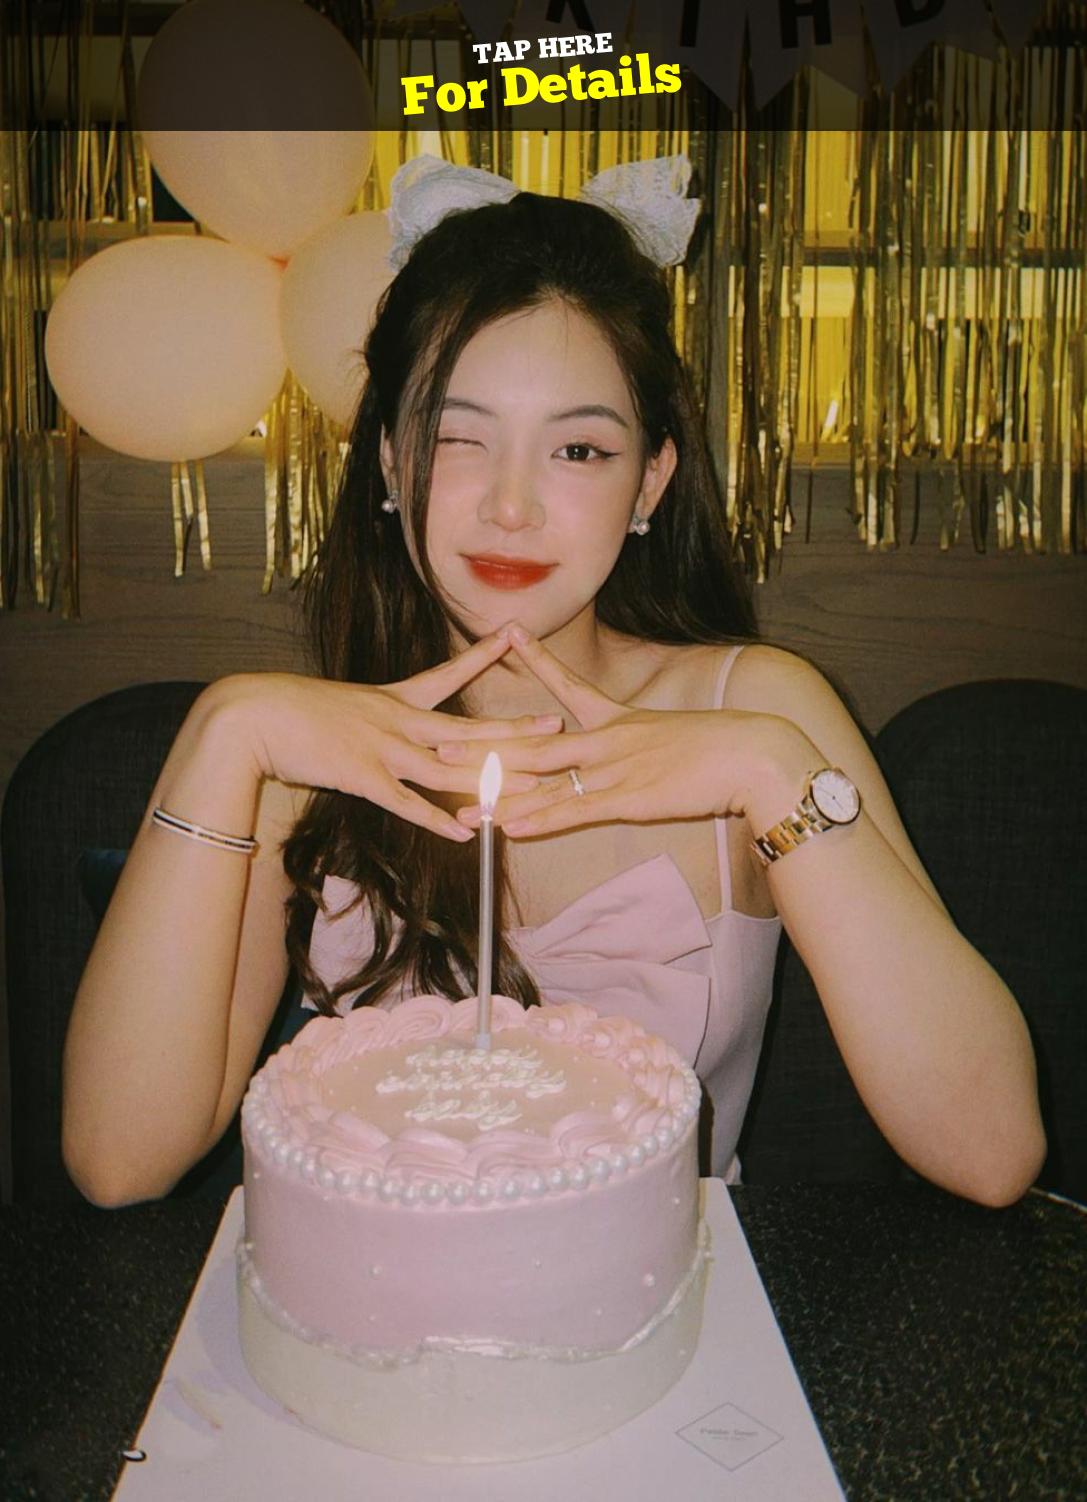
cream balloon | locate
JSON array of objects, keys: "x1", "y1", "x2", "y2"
[
  {"x1": 143, "y1": 130, "x2": 374, "y2": 263},
  {"x1": 138, "y1": 0, "x2": 374, "y2": 259},
  {"x1": 45, "y1": 237, "x2": 287, "y2": 462},
  {"x1": 280, "y1": 213, "x2": 393, "y2": 428}
]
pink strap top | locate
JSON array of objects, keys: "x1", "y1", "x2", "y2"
[{"x1": 304, "y1": 645, "x2": 783, "y2": 1182}]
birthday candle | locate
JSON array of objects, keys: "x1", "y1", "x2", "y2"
[{"x1": 474, "y1": 752, "x2": 503, "y2": 1050}]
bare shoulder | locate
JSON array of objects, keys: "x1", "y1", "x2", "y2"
[
  {"x1": 722, "y1": 640, "x2": 872, "y2": 763},
  {"x1": 726, "y1": 643, "x2": 865, "y2": 743},
  {"x1": 643, "y1": 640, "x2": 817, "y2": 712},
  {"x1": 720, "y1": 641, "x2": 835, "y2": 710},
  {"x1": 616, "y1": 636, "x2": 850, "y2": 721}
]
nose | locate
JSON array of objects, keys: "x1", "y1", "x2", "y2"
[{"x1": 478, "y1": 457, "x2": 545, "y2": 532}]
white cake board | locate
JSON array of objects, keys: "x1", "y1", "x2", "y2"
[{"x1": 112, "y1": 1181, "x2": 845, "y2": 1501}]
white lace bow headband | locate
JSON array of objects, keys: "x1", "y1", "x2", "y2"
[{"x1": 386, "y1": 152, "x2": 700, "y2": 271}]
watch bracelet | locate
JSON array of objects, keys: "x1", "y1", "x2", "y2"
[{"x1": 749, "y1": 794, "x2": 834, "y2": 868}]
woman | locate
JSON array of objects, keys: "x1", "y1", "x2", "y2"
[{"x1": 62, "y1": 168, "x2": 1045, "y2": 1209}]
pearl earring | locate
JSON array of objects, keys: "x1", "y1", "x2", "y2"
[
  {"x1": 381, "y1": 490, "x2": 399, "y2": 514},
  {"x1": 628, "y1": 512, "x2": 650, "y2": 536}
]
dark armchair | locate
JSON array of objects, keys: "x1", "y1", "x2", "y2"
[{"x1": 874, "y1": 679, "x2": 1086, "y2": 1203}]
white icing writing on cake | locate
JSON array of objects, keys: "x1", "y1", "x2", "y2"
[{"x1": 375, "y1": 1043, "x2": 566, "y2": 1131}]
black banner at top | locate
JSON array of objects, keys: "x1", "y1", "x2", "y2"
[{"x1": 12, "y1": 0, "x2": 1083, "y2": 132}]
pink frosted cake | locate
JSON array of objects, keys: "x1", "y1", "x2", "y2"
[{"x1": 237, "y1": 994, "x2": 708, "y2": 1462}]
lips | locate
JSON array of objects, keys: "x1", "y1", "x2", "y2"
[{"x1": 463, "y1": 554, "x2": 557, "y2": 590}]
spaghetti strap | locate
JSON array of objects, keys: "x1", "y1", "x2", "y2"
[
  {"x1": 712, "y1": 644, "x2": 746, "y2": 914},
  {"x1": 712, "y1": 642, "x2": 745, "y2": 711}
]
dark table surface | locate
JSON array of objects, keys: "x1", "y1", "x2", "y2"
[{"x1": 1, "y1": 1182, "x2": 1085, "y2": 1502}]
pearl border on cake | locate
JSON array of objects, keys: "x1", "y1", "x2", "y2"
[{"x1": 241, "y1": 1069, "x2": 702, "y2": 1207}]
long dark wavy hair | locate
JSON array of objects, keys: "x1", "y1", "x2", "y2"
[{"x1": 283, "y1": 187, "x2": 760, "y2": 1015}]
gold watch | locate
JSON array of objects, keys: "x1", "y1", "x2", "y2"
[{"x1": 750, "y1": 767, "x2": 861, "y2": 868}]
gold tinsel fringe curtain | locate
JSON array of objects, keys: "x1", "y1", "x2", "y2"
[{"x1": 2, "y1": 8, "x2": 1084, "y2": 614}]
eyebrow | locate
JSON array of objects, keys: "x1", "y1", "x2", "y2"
[{"x1": 441, "y1": 397, "x2": 630, "y2": 430}]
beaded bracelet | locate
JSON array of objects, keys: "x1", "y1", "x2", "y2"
[{"x1": 151, "y1": 806, "x2": 258, "y2": 855}]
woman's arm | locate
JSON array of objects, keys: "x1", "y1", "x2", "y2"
[
  {"x1": 62, "y1": 684, "x2": 301, "y2": 1207},
  {"x1": 729, "y1": 644, "x2": 1047, "y2": 1208}
]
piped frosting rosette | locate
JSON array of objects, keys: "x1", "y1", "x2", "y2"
[{"x1": 241, "y1": 995, "x2": 702, "y2": 1203}]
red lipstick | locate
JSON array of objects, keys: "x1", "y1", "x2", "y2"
[{"x1": 463, "y1": 554, "x2": 557, "y2": 590}]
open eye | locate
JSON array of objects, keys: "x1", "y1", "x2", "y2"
[{"x1": 557, "y1": 443, "x2": 617, "y2": 463}]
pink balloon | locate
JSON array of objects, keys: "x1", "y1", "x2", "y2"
[
  {"x1": 139, "y1": 0, "x2": 374, "y2": 258},
  {"x1": 280, "y1": 213, "x2": 393, "y2": 428},
  {"x1": 45, "y1": 237, "x2": 287, "y2": 461}
]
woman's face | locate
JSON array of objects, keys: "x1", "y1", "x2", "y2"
[{"x1": 383, "y1": 298, "x2": 676, "y2": 641}]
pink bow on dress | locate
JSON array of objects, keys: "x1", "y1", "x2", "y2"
[
  {"x1": 309, "y1": 854, "x2": 713, "y2": 1066},
  {"x1": 508, "y1": 854, "x2": 713, "y2": 1066}
]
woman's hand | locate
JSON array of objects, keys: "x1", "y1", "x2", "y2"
[
  {"x1": 212, "y1": 630, "x2": 563, "y2": 842},
  {"x1": 444, "y1": 628, "x2": 815, "y2": 837}
]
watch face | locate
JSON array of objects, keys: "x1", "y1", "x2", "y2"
[{"x1": 810, "y1": 768, "x2": 861, "y2": 824}]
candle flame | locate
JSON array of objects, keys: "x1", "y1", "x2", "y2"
[{"x1": 480, "y1": 751, "x2": 503, "y2": 811}]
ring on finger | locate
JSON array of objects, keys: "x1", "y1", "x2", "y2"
[{"x1": 568, "y1": 768, "x2": 586, "y2": 797}]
